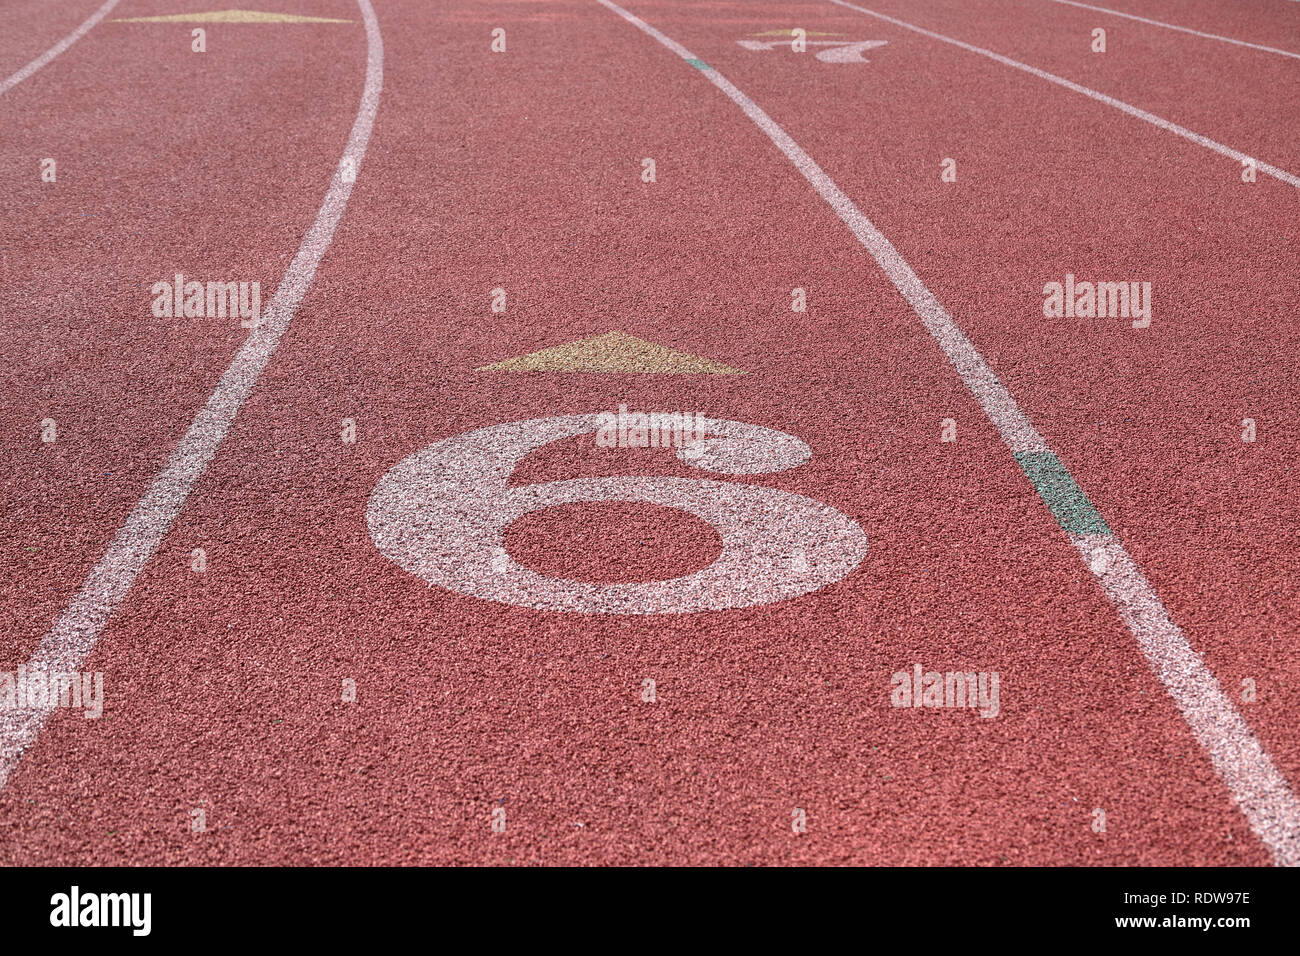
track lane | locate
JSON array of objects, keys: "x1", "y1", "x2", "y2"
[
  {"x1": 0, "y1": 3, "x2": 375, "y2": 758},
  {"x1": 0, "y1": 0, "x2": 116, "y2": 94},
  {"x1": 0, "y1": 0, "x2": 1278, "y2": 864},
  {"x1": 604, "y1": 0, "x2": 1300, "y2": 867},
  {"x1": 825, "y1": 0, "x2": 1300, "y2": 181},
  {"x1": 1043, "y1": 0, "x2": 1300, "y2": 58},
  {"x1": 1065, "y1": 0, "x2": 1300, "y2": 52},
  {"x1": 619, "y1": 0, "x2": 1300, "y2": 855}
]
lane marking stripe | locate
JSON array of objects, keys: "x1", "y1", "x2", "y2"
[
  {"x1": 1073, "y1": 532, "x2": 1300, "y2": 865},
  {"x1": 825, "y1": 0, "x2": 1300, "y2": 189},
  {"x1": 0, "y1": 0, "x2": 123, "y2": 96},
  {"x1": 0, "y1": 0, "x2": 384, "y2": 790},
  {"x1": 606, "y1": 3, "x2": 1051, "y2": 458},
  {"x1": 594, "y1": 0, "x2": 1300, "y2": 865},
  {"x1": 1046, "y1": 0, "x2": 1300, "y2": 61},
  {"x1": 1015, "y1": 450, "x2": 1111, "y2": 534}
]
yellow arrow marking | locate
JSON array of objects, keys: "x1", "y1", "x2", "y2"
[
  {"x1": 478, "y1": 331, "x2": 746, "y2": 375},
  {"x1": 113, "y1": 10, "x2": 350, "y2": 23}
]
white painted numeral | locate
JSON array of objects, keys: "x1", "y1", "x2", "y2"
[
  {"x1": 735, "y1": 39, "x2": 888, "y2": 63},
  {"x1": 368, "y1": 414, "x2": 867, "y2": 614},
  {"x1": 812, "y1": 40, "x2": 888, "y2": 63}
]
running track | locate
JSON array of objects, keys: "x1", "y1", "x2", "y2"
[{"x1": 1, "y1": 0, "x2": 1297, "y2": 865}]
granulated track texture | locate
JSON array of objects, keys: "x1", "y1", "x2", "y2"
[{"x1": 1, "y1": 0, "x2": 1297, "y2": 866}]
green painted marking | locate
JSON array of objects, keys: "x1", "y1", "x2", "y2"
[
  {"x1": 1013, "y1": 451, "x2": 1111, "y2": 535},
  {"x1": 686, "y1": 58, "x2": 711, "y2": 70}
]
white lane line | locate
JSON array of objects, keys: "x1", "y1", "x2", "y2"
[
  {"x1": 609, "y1": 6, "x2": 1050, "y2": 457},
  {"x1": 594, "y1": 0, "x2": 1300, "y2": 866},
  {"x1": 1045, "y1": 0, "x2": 1300, "y2": 61},
  {"x1": 0, "y1": 0, "x2": 123, "y2": 96},
  {"x1": 1074, "y1": 533, "x2": 1300, "y2": 862},
  {"x1": 825, "y1": 0, "x2": 1300, "y2": 189},
  {"x1": 0, "y1": 0, "x2": 384, "y2": 789}
]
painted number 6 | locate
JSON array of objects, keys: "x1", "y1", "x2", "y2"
[{"x1": 367, "y1": 414, "x2": 867, "y2": 614}]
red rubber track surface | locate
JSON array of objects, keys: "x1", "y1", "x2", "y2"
[
  {"x1": 0, "y1": 0, "x2": 109, "y2": 73},
  {"x1": 0, "y1": 0, "x2": 1296, "y2": 865}
]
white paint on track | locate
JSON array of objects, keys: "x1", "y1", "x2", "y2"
[
  {"x1": 1073, "y1": 533, "x2": 1300, "y2": 863},
  {"x1": 825, "y1": 0, "x2": 1300, "y2": 189},
  {"x1": 0, "y1": 0, "x2": 123, "y2": 96},
  {"x1": 0, "y1": 0, "x2": 384, "y2": 789},
  {"x1": 605, "y1": 2, "x2": 1050, "y2": 457},
  {"x1": 368, "y1": 415, "x2": 868, "y2": 613},
  {"x1": 594, "y1": 0, "x2": 1300, "y2": 865},
  {"x1": 1045, "y1": 0, "x2": 1300, "y2": 61}
]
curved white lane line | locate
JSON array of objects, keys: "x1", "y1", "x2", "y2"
[
  {"x1": 594, "y1": 0, "x2": 1300, "y2": 866},
  {"x1": 1046, "y1": 0, "x2": 1300, "y2": 61},
  {"x1": 0, "y1": 0, "x2": 384, "y2": 789},
  {"x1": 826, "y1": 0, "x2": 1300, "y2": 189},
  {"x1": 0, "y1": 0, "x2": 123, "y2": 96}
]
